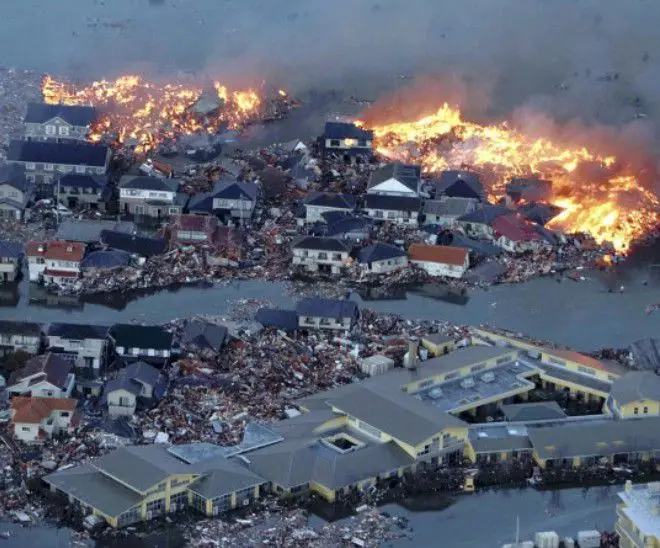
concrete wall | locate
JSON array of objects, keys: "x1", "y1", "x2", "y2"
[{"x1": 410, "y1": 258, "x2": 468, "y2": 279}]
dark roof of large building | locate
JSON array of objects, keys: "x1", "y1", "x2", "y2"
[
  {"x1": 58, "y1": 173, "x2": 107, "y2": 189},
  {"x1": 110, "y1": 324, "x2": 172, "y2": 350},
  {"x1": 255, "y1": 308, "x2": 300, "y2": 331},
  {"x1": 47, "y1": 323, "x2": 109, "y2": 340},
  {"x1": 81, "y1": 250, "x2": 132, "y2": 269},
  {"x1": 119, "y1": 175, "x2": 179, "y2": 192},
  {"x1": 187, "y1": 459, "x2": 264, "y2": 499},
  {"x1": 610, "y1": 371, "x2": 660, "y2": 406},
  {"x1": 0, "y1": 164, "x2": 28, "y2": 192},
  {"x1": 434, "y1": 171, "x2": 485, "y2": 200},
  {"x1": 0, "y1": 320, "x2": 42, "y2": 336},
  {"x1": 25, "y1": 103, "x2": 96, "y2": 126},
  {"x1": 296, "y1": 297, "x2": 359, "y2": 319},
  {"x1": 7, "y1": 140, "x2": 109, "y2": 167},
  {"x1": 292, "y1": 236, "x2": 351, "y2": 252},
  {"x1": 368, "y1": 163, "x2": 421, "y2": 193},
  {"x1": 324, "y1": 122, "x2": 373, "y2": 141},
  {"x1": 0, "y1": 240, "x2": 23, "y2": 259},
  {"x1": 305, "y1": 192, "x2": 356, "y2": 209},
  {"x1": 355, "y1": 242, "x2": 406, "y2": 264},
  {"x1": 364, "y1": 194, "x2": 421, "y2": 212},
  {"x1": 100, "y1": 230, "x2": 167, "y2": 258}
]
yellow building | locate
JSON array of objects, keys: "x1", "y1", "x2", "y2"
[
  {"x1": 616, "y1": 481, "x2": 660, "y2": 548},
  {"x1": 44, "y1": 444, "x2": 265, "y2": 527},
  {"x1": 609, "y1": 371, "x2": 660, "y2": 418},
  {"x1": 421, "y1": 333, "x2": 455, "y2": 357}
]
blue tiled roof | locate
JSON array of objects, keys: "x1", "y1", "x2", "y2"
[
  {"x1": 212, "y1": 181, "x2": 258, "y2": 201},
  {"x1": 25, "y1": 103, "x2": 96, "y2": 126},
  {"x1": 58, "y1": 174, "x2": 107, "y2": 189},
  {"x1": 100, "y1": 230, "x2": 167, "y2": 258},
  {"x1": 0, "y1": 240, "x2": 23, "y2": 259},
  {"x1": 324, "y1": 122, "x2": 373, "y2": 140},
  {"x1": 356, "y1": 242, "x2": 406, "y2": 264},
  {"x1": 0, "y1": 164, "x2": 28, "y2": 192},
  {"x1": 81, "y1": 250, "x2": 132, "y2": 269},
  {"x1": 7, "y1": 140, "x2": 109, "y2": 167}
]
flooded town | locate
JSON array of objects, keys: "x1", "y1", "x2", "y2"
[{"x1": 2, "y1": 1, "x2": 660, "y2": 548}]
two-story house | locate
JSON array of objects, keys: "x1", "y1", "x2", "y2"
[
  {"x1": 211, "y1": 181, "x2": 258, "y2": 223},
  {"x1": 323, "y1": 122, "x2": 373, "y2": 155},
  {"x1": 303, "y1": 192, "x2": 357, "y2": 224},
  {"x1": 102, "y1": 361, "x2": 164, "y2": 417},
  {"x1": 7, "y1": 140, "x2": 110, "y2": 198},
  {"x1": 100, "y1": 230, "x2": 168, "y2": 264},
  {"x1": 167, "y1": 214, "x2": 218, "y2": 246},
  {"x1": 33, "y1": 240, "x2": 86, "y2": 287},
  {"x1": 367, "y1": 163, "x2": 421, "y2": 197},
  {"x1": 354, "y1": 242, "x2": 407, "y2": 274},
  {"x1": 0, "y1": 320, "x2": 42, "y2": 356},
  {"x1": 24, "y1": 103, "x2": 97, "y2": 142},
  {"x1": 8, "y1": 352, "x2": 75, "y2": 399},
  {"x1": 0, "y1": 241, "x2": 23, "y2": 283},
  {"x1": 46, "y1": 323, "x2": 110, "y2": 373},
  {"x1": 296, "y1": 297, "x2": 359, "y2": 331},
  {"x1": 490, "y1": 214, "x2": 551, "y2": 253},
  {"x1": 11, "y1": 396, "x2": 79, "y2": 444},
  {"x1": 119, "y1": 176, "x2": 185, "y2": 219},
  {"x1": 364, "y1": 194, "x2": 420, "y2": 226},
  {"x1": 0, "y1": 165, "x2": 32, "y2": 221},
  {"x1": 408, "y1": 243, "x2": 470, "y2": 279},
  {"x1": 109, "y1": 324, "x2": 174, "y2": 365},
  {"x1": 291, "y1": 236, "x2": 352, "y2": 275},
  {"x1": 57, "y1": 173, "x2": 107, "y2": 211}
]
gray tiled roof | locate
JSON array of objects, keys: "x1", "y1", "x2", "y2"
[
  {"x1": 120, "y1": 361, "x2": 161, "y2": 387},
  {"x1": 187, "y1": 459, "x2": 264, "y2": 499},
  {"x1": 610, "y1": 371, "x2": 660, "y2": 406},
  {"x1": 25, "y1": 103, "x2": 96, "y2": 126},
  {"x1": 368, "y1": 163, "x2": 421, "y2": 194},
  {"x1": 355, "y1": 242, "x2": 406, "y2": 264},
  {"x1": 296, "y1": 297, "x2": 358, "y2": 320},
  {"x1": 0, "y1": 240, "x2": 23, "y2": 259}
]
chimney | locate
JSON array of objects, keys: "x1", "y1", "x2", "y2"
[{"x1": 405, "y1": 336, "x2": 419, "y2": 370}]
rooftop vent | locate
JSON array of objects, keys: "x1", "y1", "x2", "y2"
[
  {"x1": 460, "y1": 377, "x2": 475, "y2": 389},
  {"x1": 482, "y1": 372, "x2": 495, "y2": 383}
]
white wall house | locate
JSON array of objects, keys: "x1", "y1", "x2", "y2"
[
  {"x1": 0, "y1": 320, "x2": 42, "y2": 356},
  {"x1": 12, "y1": 396, "x2": 78, "y2": 444},
  {"x1": 367, "y1": 163, "x2": 421, "y2": 197},
  {"x1": 296, "y1": 298, "x2": 359, "y2": 332},
  {"x1": 364, "y1": 195, "x2": 420, "y2": 227},
  {"x1": 291, "y1": 237, "x2": 351, "y2": 275},
  {"x1": 408, "y1": 244, "x2": 470, "y2": 279},
  {"x1": 106, "y1": 387, "x2": 138, "y2": 417},
  {"x1": 356, "y1": 243, "x2": 408, "y2": 274},
  {"x1": 46, "y1": 323, "x2": 109, "y2": 372}
]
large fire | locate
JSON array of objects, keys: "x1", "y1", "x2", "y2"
[
  {"x1": 42, "y1": 75, "x2": 267, "y2": 153},
  {"x1": 364, "y1": 104, "x2": 659, "y2": 253}
]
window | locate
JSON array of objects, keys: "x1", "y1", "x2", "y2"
[
  {"x1": 387, "y1": 211, "x2": 397, "y2": 219},
  {"x1": 644, "y1": 407, "x2": 649, "y2": 414},
  {"x1": 634, "y1": 407, "x2": 639, "y2": 415},
  {"x1": 444, "y1": 372, "x2": 459, "y2": 381},
  {"x1": 45, "y1": 125, "x2": 56, "y2": 135},
  {"x1": 578, "y1": 366, "x2": 595, "y2": 376},
  {"x1": 21, "y1": 427, "x2": 31, "y2": 432},
  {"x1": 75, "y1": 165, "x2": 86, "y2": 174},
  {"x1": 357, "y1": 420, "x2": 382, "y2": 439},
  {"x1": 358, "y1": 139, "x2": 367, "y2": 147},
  {"x1": 26, "y1": 162, "x2": 35, "y2": 170},
  {"x1": 374, "y1": 210, "x2": 383, "y2": 218},
  {"x1": 332, "y1": 253, "x2": 342, "y2": 261},
  {"x1": 496, "y1": 356, "x2": 510, "y2": 365},
  {"x1": 471, "y1": 364, "x2": 486, "y2": 372},
  {"x1": 9, "y1": 191, "x2": 18, "y2": 198},
  {"x1": 330, "y1": 139, "x2": 340, "y2": 147},
  {"x1": 317, "y1": 252, "x2": 328, "y2": 260},
  {"x1": 548, "y1": 357, "x2": 565, "y2": 366},
  {"x1": 60, "y1": 411, "x2": 70, "y2": 417},
  {"x1": 58, "y1": 126, "x2": 69, "y2": 136},
  {"x1": 44, "y1": 164, "x2": 54, "y2": 171}
]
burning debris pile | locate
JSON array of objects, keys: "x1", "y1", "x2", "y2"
[
  {"x1": 42, "y1": 75, "x2": 298, "y2": 153},
  {"x1": 363, "y1": 103, "x2": 660, "y2": 253}
]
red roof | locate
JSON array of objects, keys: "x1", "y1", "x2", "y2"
[
  {"x1": 408, "y1": 244, "x2": 468, "y2": 266},
  {"x1": 44, "y1": 241, "x2": 85, "y2": 262},
  {"x1": 11, "y1": 396, "x2": 77, "y2": 424},
  {"x1": 491, "y1": 215, "x2": 540, "y2": 242},
  {"x1": 26, "y1": 241, "x2": 47, "y2": 257},
  {"x1": 171, "y1": 214, "x2": 218, "y2": 234},
  {"x1": 44, "y1": 269, "x2": 78, "y2": 278}
]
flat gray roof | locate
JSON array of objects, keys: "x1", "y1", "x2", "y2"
[
  {"x1": 501, "y1": 401, "x2": 567, "y2": 422},
  {"x1": 528, "y1": 417, "x2": 660, "y2": 460},
  {"x1": 468, "y1": 425, "x2": 533, "y2": 453},
  {"x1": 44, "y1": 464, "x2": 142, "y2": 518}
]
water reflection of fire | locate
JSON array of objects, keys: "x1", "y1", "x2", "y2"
[
  {"x1": 42, "y1": 75, "x2": 275, "y2": 154},
  {"x1": 364, "y1": 103, "x2": 659, "y2": 253}
]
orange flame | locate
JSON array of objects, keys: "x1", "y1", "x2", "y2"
[
  {"x1": 365, "y1": 104, "x2": 659, "y2": 252},
  {"x1": 42, "y1": 75, "x2": 265, "y2": 153}
]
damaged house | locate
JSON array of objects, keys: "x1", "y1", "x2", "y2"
[
  {"x1": 303, "y1": 192, "x2": 356, "y2": 224},
  {"x1": 0, "y1": 240, "x2": 23, "y2": 283},
  {"x1": 102, "y1": 361, "x2": 165, "y2": 417},
  {"x1": 11, "y1": 396, "x2": 79, "y2": 444},
  {"x1": 8, "y1": 352, "x2": 75, "y2": 399},
  {"x1": 119, "y1": 176, "x2": 186, "y2": 219},
  {"x1": 0, "y1": 165, "x2": 32, "y2": 221},
  {"x1": 291, "y1": 236, "x2": 352, "y2": 275},
  {"x1": 354, "y1": 242, "x2": 407, "y2": 274},
  {"x1": 46, "y1": 322, "x2": 109, "y2": 373},
  {"x1": 296, "y1": 297, "x2": 359, "y2": 332},
  {"x1": 323, "y1": 122, "x2": 373, "y2": 155},
  {"x1": 408, "y1": 243, "x2": 470, "y2": 279},
  {"x1": 367, "y1": 162, "x2": 421, "y2": 197},
  {"x1": 491, "y1": 214, "x2": 551, "y2": 253},
  {"x1": 0, "y1": 320, "x2": 42, "y2": 356},
  {"x1": 211, "y1": 180, "x2": 259, "y2": 224},
  {"x1": 109, "y1": 324, "x2": 174, "y2": 365}
]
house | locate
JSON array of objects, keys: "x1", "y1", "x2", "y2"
[
  {"x1": 291, "y1": 236, "x2": 352, "y2": 274},
  {"x1": 323, "y1": 122, "x2": 373, "y2": 154},
  {"x1": 434, "y1": 171, "x2": 485, "y2": 201},
  {"x1": 490, "y1": 214, "x2": 550, "y2": 253},
  {"x1": 168, "y1": 214, "x2": 218, "y2": 246},
  {"x1": 457, "y1": 205, "x2": 511, "y2": 239},
  {"x1": 303, "y1": 192, "x2": 356, "y2": 224},
  {"x1": 408, "y1": 243, "x2": 470, "y2": 279},
  {"x1": 24, "y1": 102, "x2": 97, "y2": 142},
  {"x1": 100, "y1": 230, "x2": 167, "y2": 263},
  {"x1": 33, "y1": 240, "x2": 86, "y2": 287},
  {"x1": 46, "y1": 323, "x2": 109, "y2": 373},
  {"x1": 325, "y1": 214, "x2": 371, "y2": 242},
  {"x1": 296, "y1": 298, "x2": 359, "y2": 331},
  {"x1": 102, "y1": 361, "x2": 164, "y2": 417},
  {"x1": 11, "y1": 396, "x2": 78, "y2": 444},
  {"x1": 0, "y1": 320, "x2": 42, "y2": 356},
  {"x1": 255, "y1": 308, "x2": 300, "y2": 331},
  {"x1": 81, "y1": 250, "x2": 132, "y2": 276},
  {"x1": 518, "y1": 202, "x2": 563, "y2": 226},
  {"x1": 109, "y1": 324, "x2": 174, "y2": 364},
  {"x1": 505, "y1": 177, "x2": 552, "y2": 205},
  {"x1": 422, "y1": 198, "x2": 476, "y2": 225},
  {"x1": 354, "y1": 242, "x2": 407, "y2": 274},
  {"x1": 616, "y1": 482, "x2": 660, "y2": 548},
  {"x1": 181, "y1": 320, "x2": 228, "y2": 354},
  {"x1": 211, "y1": 181, "x2": 259, "y2": 222},
  {"x1": 0, "y1": 241, "x2": 23, "y2": 283},
  {"x1": 8, "y1": 352, "x2": 75, "y2": 398},
  {"x1": 364, "y1": 195, "x2": 420, "y2": 226},
  {"x1": 44, "y1": 443, "x2": 265, "y2": 527},
  {"x1": 118, "y1": 176, "x2": 185, "y2": 219},
  {"x1": 0, "y1": 165, "x2": 32, "y2": 220},
  {"x1": 7, "y1": 140, "x2": 110, "y2": 197},
  {"x1": 56, "y1": 173, "x2": 107, "y2": 210},
  {"x1": 367, "y1": 163, "x2": 421, "y2": 197},
  {"x1": 56, "y1": 219, "x2": 136, "y2": 244},
  {"x1": 608, "y1": 371, "x2": 660, "y2": 418}
]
